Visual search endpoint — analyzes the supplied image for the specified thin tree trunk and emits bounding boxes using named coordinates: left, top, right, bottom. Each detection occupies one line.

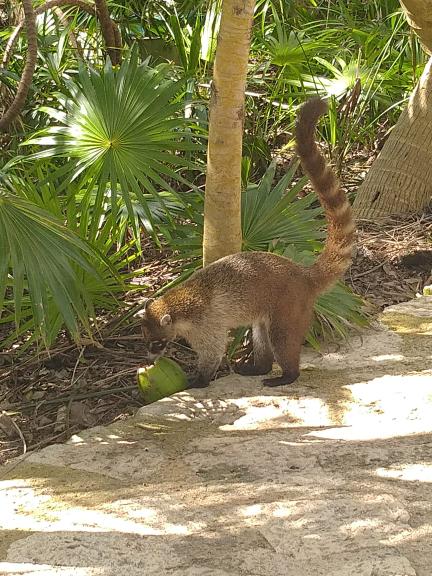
left=0, top=0, right=37, bottom=132
left=94, top=0, right=121, bottom=65
left=353, top=56, right=432, bottom=219
left=203, top=0, right=255, bottom=266
left=53, top=7, right=84, bottom=60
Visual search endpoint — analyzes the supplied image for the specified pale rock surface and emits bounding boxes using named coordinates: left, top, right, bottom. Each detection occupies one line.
left=2, top=296, right=432, bottom=575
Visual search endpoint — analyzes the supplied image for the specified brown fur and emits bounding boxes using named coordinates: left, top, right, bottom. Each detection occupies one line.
left=139, top=98, right=355, bottom=388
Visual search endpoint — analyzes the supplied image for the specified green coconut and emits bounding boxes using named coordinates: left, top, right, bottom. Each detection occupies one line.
left=137, top=357, right=188, bottom=404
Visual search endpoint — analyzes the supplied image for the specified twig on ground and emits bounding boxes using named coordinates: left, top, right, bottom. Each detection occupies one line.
left=352, top=261, right=386, bottom=279
left=7, top=381, right=138, bottom=412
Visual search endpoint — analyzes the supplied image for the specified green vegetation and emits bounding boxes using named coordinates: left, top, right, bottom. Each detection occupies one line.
left=0, top=0, right=424, bottom=353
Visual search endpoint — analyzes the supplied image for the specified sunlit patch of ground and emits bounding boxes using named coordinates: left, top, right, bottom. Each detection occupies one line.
left=1, top=297, right=432, bottom=575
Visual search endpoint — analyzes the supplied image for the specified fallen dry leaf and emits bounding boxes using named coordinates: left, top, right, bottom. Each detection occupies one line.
left=69, top=401, right=97, bottom=427
left=0, top=412, right=20, bottom=439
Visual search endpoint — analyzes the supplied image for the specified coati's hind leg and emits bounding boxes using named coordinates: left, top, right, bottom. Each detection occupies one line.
left=235, top=322, right=273, bottom=376
left=188, top=330, right=227, bottom=388
left=263, top=310, right=312, bottom=387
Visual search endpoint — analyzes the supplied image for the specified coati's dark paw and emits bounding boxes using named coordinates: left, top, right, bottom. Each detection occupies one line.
left=234, top=360, right=272, bottom=376
left=187, top=375, right=211, bottom=389
left=263, top=371, right=300, bottom=387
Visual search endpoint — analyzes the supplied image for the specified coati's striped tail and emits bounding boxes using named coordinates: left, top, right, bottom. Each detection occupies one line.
left=296, top=98, right=355, bottom=291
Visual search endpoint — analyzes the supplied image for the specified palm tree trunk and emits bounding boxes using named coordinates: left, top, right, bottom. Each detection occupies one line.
left=400, top=0, right=432, bottom=53
left=353, top=0, right=432, bottom=219
left=203, top=0, right=255, bottom=266
left=0, top=0, right=37, bottom=132
left=353, top=56, right=432, bottom=219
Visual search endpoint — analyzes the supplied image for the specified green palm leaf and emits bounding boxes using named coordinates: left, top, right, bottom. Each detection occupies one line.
left=0, top=188, right=111, bottom=346
left=241, top=160, right=323, bottom=251
left=24, top=47, right=203, bottom=243
left=168, top=159, right=326, bottom=264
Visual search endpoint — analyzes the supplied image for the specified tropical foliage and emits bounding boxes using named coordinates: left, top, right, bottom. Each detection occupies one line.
left=25, top=49, right=203, bottom=241
left=0, top=0, right=424, bottom=353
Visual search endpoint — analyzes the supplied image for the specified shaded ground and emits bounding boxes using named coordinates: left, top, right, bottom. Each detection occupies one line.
left=348, top=213, right=432, bottom=309
left=1, top=209, right=432, bottom=465
left=1, top=297, right=432, bottom=575
left=1, top=153, right=432, bottom=465
left=0, top=242, right=184, bottom=464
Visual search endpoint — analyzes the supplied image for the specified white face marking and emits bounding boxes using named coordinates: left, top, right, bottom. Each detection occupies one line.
left=147, top=339, right=168, bottom=361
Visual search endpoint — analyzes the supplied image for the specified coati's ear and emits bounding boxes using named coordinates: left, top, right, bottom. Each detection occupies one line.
left=160, top=314, right=172, bottom=326
left=143, top=298, right=154, bottom=310
left=134, top=297, right=154, bottom=319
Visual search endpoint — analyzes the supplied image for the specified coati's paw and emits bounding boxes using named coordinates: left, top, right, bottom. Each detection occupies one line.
left=187, top=375, right=211, bottom=389
left=234, top=360, right=272, bottom=376
left=263, top=371, right=300, bottom=387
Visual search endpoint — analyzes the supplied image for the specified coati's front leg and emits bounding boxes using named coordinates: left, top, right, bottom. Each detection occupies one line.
left=235, top=322, right=273, bottom=376
left=263, top=311, right=312, bottom=387
left=187, top=331, right=227, bottom=388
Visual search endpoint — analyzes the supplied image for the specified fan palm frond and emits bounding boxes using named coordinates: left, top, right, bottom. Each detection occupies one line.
left=0, top=187, right=112, bottom=346
left=25, top=47, right=204, bottom=243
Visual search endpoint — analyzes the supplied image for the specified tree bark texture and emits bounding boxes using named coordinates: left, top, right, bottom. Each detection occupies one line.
left=0, top=0, right=37, bottom=132
left=94, top=0, right=121, bottom=65
left=202, top=0, right=256, bottom=266
left=353, top=56, right=432, bottom=220
left=400, top=0, right=432, bottom=54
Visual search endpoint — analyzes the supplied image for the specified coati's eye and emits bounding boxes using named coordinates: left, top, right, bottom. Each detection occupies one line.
left=149, top=340, right=167, bottom=353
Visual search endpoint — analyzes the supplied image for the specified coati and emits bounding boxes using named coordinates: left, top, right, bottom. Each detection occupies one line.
left=138, top=98, right=355, bottom=388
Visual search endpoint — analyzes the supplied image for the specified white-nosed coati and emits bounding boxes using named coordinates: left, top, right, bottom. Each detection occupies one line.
left=138, top=98, right=355, bottom=388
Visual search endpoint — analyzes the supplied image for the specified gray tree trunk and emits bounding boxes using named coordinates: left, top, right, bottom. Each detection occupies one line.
left=353, top=57, right=432, bottom=219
